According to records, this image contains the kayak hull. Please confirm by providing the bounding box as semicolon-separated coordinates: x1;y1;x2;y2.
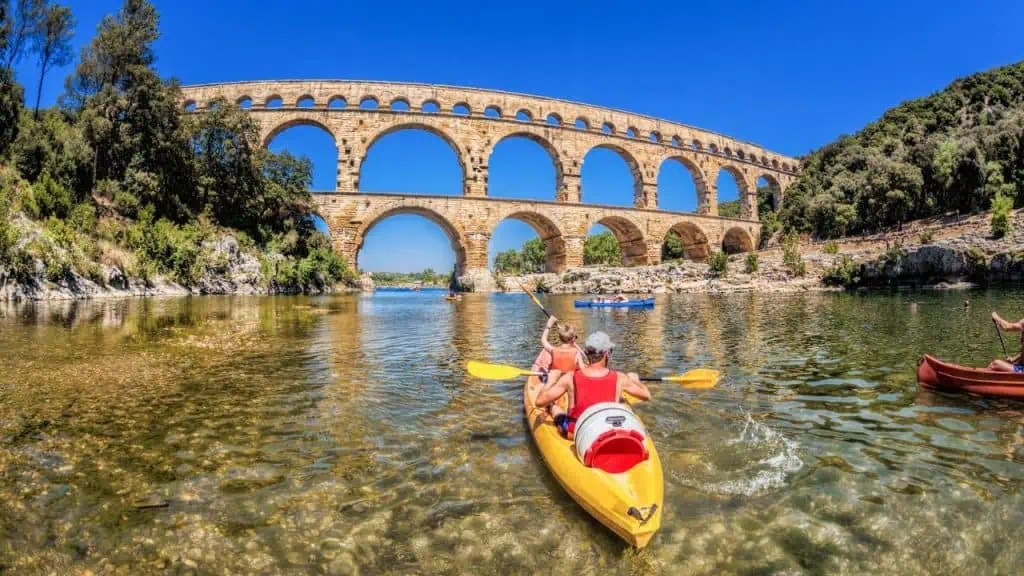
917;354;1024;399
574;298;655;309
523;359;663;547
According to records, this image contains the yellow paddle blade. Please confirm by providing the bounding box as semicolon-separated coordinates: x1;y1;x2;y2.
466;361;538;381
664;368;721;389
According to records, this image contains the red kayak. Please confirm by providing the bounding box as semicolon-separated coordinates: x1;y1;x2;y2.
917;354;1024;399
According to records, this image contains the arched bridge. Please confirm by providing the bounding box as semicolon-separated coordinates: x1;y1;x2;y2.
179;80;799;288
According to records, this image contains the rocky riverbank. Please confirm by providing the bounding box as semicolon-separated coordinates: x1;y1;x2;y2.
0;234;352;301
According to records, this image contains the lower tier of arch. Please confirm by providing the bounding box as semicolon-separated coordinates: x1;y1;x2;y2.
314;192;761;288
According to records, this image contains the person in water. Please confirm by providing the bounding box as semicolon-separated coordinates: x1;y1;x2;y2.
540;316;585;387
989;312;1024;372
535;331;651;438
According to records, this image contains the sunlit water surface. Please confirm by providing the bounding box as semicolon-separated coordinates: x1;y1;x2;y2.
1;291;1023;574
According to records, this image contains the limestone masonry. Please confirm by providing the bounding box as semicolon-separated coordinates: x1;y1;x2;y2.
179;80;799;282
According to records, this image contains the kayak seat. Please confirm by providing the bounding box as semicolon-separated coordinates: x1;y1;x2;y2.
583;429;649;473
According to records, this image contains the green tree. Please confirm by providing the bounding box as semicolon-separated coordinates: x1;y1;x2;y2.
30;3;73;118
1;0;44;72
0;68;22;156
584;231;621;266
991;191;1014;238
662;229;684;260
493;248;521;274
521;237;545;273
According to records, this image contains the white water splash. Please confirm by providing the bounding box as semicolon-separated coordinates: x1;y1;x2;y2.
674;413;804;497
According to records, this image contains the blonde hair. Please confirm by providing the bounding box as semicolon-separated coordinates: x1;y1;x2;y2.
557;323;577;344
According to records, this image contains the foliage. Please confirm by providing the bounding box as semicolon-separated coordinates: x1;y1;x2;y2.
882;239;905;264
991;190;1014;238
662;229;684;261
493;237;544;274
823;240;839;254
708;251;728;276
0;69;23;156
0;176;15;262
15;109;92;194
781;232;805;276
822;255;860;287
584;231;620;266
919;230;934;244
30;3;74;116
745;252;759;273
718;200;739;218
371;269;447;286
533;276;549;294
781;61;1024;238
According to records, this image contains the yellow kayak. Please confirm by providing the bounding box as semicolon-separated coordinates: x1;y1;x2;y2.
523;370;663;547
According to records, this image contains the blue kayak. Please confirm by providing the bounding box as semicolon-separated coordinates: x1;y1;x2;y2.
574;298;655;308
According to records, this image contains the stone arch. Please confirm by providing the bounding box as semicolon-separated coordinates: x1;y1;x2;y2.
665;221;711;261
593;215;648;266
722;226;755;254
486;132;563;198
757;172;783;212
296;94;316;108
495;210;569;272
581;144;642;206
658;155;709;211
358;123;467;194
261;116;336;148
354;205;468;273
717;163;754;219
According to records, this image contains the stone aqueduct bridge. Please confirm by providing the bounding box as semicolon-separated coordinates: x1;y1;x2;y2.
179;80;800;284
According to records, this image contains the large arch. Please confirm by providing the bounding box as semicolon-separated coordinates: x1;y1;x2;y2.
757;173;783;212
657;155;708;212
722;226;756;254
665;221;711;261
261;116;336;148
594;215;648;266
581;144;642;207
486;132;563;200
495;210;568;272
353;206;468;273
358;123;467;195
264;120;338;191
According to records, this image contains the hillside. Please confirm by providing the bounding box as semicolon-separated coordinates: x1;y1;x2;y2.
779;61;1024;238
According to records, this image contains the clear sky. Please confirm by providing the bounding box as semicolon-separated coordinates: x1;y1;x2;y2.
13;0;1024;272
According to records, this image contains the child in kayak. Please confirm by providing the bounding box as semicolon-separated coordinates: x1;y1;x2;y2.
536;331;651;438
541;315;585;387
989;312;1024;372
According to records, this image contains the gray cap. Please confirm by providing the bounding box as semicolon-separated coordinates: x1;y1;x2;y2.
584;331;615;354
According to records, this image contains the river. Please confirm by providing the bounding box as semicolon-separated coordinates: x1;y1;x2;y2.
1;290;1022;574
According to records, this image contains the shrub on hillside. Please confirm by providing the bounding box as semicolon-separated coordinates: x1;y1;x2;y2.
782;232;806;277
709;251;728;276
745;252;759;273
822;256;860;287
919;231;934;244
991;192;1013;238
823;240;839;254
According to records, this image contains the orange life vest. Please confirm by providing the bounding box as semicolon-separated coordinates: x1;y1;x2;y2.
551;347;577;372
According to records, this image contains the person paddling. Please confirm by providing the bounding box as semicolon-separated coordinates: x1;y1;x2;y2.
540;315;585;387
989;312;1024;372
535;331;651;438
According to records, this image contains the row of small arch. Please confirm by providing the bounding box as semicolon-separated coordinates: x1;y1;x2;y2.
182;94;796;173
337;204;757;273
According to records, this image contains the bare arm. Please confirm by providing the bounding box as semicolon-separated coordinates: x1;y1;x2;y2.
619;372;651;402
536;372;572;407
541;316;557;353
993;312;1024;332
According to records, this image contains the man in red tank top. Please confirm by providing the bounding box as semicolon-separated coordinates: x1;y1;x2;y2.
535;332;651;437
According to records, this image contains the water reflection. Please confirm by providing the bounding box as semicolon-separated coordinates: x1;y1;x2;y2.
1;290;1023;574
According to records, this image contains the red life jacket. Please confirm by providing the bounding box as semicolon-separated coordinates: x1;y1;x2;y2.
551;347;577;372
568;369;618;419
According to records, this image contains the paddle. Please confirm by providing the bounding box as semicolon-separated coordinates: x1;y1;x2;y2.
467;361;720;389
994;317;1009;359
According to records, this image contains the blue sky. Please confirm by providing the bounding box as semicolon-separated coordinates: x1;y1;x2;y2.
14;0;1024;272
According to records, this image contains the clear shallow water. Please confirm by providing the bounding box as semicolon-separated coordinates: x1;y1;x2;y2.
1;290;1023;574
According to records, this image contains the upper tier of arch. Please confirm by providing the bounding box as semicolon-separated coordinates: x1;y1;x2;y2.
178;79;800;175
